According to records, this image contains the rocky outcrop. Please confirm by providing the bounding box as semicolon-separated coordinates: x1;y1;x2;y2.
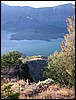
25;59;48;82
18;55;48;82
1;56;48;82
18;63;34;82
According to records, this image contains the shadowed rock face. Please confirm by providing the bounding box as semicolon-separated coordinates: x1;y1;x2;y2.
19;63;34;82
26;60;48;82
1;56;48;82
1;64;34;82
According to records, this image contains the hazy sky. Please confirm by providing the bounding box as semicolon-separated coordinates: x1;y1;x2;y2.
1;1;75;8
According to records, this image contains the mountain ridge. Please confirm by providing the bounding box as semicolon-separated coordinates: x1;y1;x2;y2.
1;2;74;8
1;3;75;41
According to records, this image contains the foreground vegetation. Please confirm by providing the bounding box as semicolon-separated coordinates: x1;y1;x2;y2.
1;78;75;99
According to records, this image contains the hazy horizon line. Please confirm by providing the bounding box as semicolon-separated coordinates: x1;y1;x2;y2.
1;1;75;8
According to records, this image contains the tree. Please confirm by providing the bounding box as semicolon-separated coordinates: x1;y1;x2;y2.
43;50;74;86
61;16;75;77
1;51;22;69
43;10;75;87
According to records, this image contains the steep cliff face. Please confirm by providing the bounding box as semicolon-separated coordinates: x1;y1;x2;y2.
26;59;48;82
19;56;48;81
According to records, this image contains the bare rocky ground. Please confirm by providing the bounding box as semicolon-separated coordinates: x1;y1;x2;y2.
1;78;75;99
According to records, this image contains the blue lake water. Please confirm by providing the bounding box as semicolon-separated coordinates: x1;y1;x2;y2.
1;30;63;56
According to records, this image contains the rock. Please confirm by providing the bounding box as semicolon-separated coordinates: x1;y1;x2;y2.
26;59;48;82
19;63;34;82
14;57;48;82
1;56;48;82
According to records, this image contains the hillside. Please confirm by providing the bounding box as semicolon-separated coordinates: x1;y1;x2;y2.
1;3;75;41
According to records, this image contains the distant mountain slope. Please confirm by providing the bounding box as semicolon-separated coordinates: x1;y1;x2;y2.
1;3;75;41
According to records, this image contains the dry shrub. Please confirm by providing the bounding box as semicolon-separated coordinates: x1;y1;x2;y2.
57;87;75;97
17;80;26;85
1;78;75;99
48;84;60;91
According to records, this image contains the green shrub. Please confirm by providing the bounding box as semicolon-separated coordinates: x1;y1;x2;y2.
43;51;75;87
8;91;20;99
4;82;13;92
1;51;22;68
2;82;20;99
